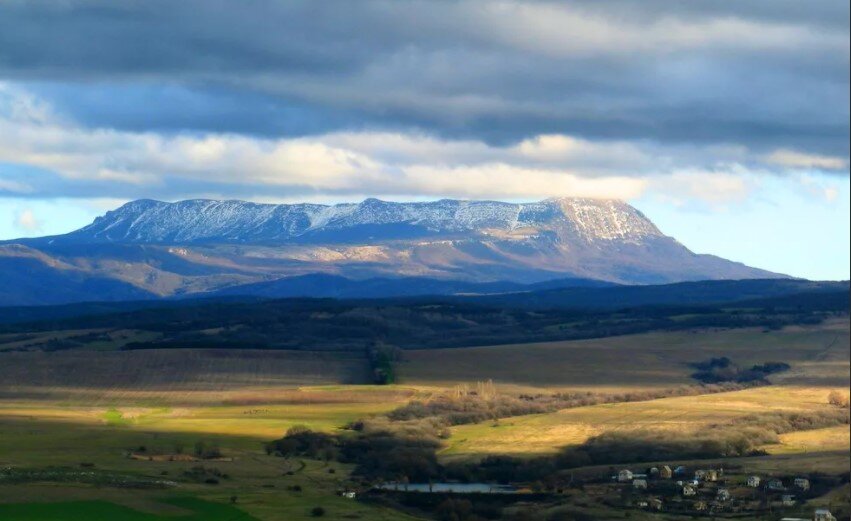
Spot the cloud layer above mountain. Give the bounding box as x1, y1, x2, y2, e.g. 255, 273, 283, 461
0, 0, 848, 203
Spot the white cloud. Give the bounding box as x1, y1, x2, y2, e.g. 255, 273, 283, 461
0, 84, 846, 207
14, 208, 41, 232
0, 178, 33, 194
764, 149, 849, 170
468, 1, 847, 58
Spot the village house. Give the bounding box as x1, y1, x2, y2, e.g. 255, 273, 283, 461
747, 476, 761, 488
693, 500, 708, 512
682, 484, 697, 496
635, 499, 649, 508
649, 467, 659, 477
649, 498, 663, 511
633, 478, 648, 490
618, 469, 634, 482
694, 469, 707, 480
660, 465, 672, 479
794, 478, 810, 491
705, 469, 719, 482
814, 508, 837, 521
767, 478, 785, 491
341, 491, 356, 499
781, 494, 796, 506
716, 488, 731, 502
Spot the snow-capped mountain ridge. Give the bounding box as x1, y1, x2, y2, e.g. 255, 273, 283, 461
71, 197, 664, 245
4, 196, 786, 304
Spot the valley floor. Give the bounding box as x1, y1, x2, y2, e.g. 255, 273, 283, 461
0, 318, 848, 520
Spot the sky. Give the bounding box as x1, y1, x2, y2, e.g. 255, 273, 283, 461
0, 0, 848, 280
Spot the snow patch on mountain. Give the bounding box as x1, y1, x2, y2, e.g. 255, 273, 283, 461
65, 197, 665, 245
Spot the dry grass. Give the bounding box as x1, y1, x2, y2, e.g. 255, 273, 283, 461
400, 318, 850, 392
442, 386, 849, 459
772, 425, 851, 454
0, 348, 374, 405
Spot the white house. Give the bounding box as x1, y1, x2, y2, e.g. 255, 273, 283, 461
716, 488, 731, 501
618, 469, 634, 482
682, 484, 697, 496
767, 478, 785, 491
794, 478, 810, 491
633, 479, 648, 490
814, 508, 837, 521
747, 476, 761, 488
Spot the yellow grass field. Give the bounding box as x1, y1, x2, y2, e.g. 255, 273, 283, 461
443, 385, 848, 458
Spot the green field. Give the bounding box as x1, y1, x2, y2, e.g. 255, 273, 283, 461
0, 319, 848, 520
0, 497, 258, 521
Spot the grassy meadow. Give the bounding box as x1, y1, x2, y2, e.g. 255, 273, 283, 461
441, 385, 847, 459
0, 318, 848, 519
399, 317, 850, 392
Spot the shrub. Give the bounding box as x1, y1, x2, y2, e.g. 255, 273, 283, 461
266, 427, 336, 459
828, 390, 850, 408
310, 506, 326, 517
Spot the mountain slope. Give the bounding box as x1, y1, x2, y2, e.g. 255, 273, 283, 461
457, 279, 847, 310
2, 197, 786, 305
0, 245, 156, 306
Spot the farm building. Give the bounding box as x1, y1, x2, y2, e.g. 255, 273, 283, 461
794, 478, 810, 491
633, 479, 648, 490
747, 476, 761, 487
618, 469, 634, 482
767, 478, 785, 491
660, 465, 672, 479
683, 484, 697, 496
814, 509, 837, 521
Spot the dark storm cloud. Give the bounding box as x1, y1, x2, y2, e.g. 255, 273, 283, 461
0, 0, 848, 157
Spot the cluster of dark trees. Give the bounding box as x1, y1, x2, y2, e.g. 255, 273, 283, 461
266, 425, 441, 482
2, 286, 845, 353
366, 343, 402, 385
264, 425, 337, 461
690, 357, 790, 383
